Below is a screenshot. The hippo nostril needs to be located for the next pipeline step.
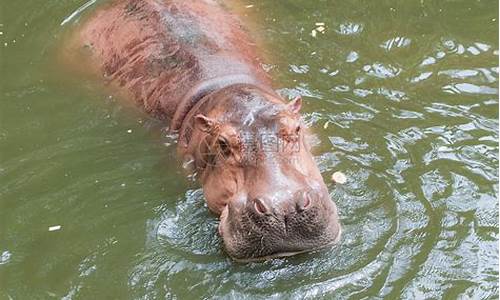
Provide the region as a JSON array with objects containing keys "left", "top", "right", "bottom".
[
  {"left": 296, "top": 191, "right": 312, "bottom": 212},
  {"left": 253, "top": 198, "right": 269, "bottom": 215}
]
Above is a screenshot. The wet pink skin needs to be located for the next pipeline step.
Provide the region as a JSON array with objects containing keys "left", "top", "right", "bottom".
[{"left": 67, "top": 0, "right": 341, "bottom": 260}]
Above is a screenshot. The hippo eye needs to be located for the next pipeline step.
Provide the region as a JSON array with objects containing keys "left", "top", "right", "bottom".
[
  {"left": 217, "top": 137, "right": 231, "bottom": 157},
  {"left": 295, "top": 125, "right": 301, "bottom": 134}
]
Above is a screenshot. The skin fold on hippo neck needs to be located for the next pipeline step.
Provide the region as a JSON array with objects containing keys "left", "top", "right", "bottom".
[{"left": 170, "top": 74, "right": 272, "bottom": 132}]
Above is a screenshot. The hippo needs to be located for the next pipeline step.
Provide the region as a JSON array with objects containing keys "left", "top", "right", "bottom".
[{"left": 65, "top": 0, "right": 341, "bottom": 261}]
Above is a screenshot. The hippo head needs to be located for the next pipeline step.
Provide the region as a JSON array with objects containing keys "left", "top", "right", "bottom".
[{"left": 183, "top": 85, "right": 341, "bottom": 261}]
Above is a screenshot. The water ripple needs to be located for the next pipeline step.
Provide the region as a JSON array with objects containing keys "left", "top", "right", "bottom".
[{"left": 1, "top": 0, "right": 498, "bottom": 298}]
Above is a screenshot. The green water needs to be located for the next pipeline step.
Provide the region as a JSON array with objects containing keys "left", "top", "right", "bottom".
[{"left": 0, "top": 0, "right": 498, "bottom": 299}]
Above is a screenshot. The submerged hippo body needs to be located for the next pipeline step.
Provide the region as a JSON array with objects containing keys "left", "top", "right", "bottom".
[{"left": 70, "top": 0, "right": 341, "bottom": 261}]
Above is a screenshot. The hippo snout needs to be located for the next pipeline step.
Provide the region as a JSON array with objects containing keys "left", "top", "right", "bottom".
[{"left": 218, "top": 188, "right": 341, "bottom": 262}]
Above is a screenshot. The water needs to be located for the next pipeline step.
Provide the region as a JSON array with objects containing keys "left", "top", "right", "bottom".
[{"left": 0, "top": 0, "right": 498, "bottom": 299}]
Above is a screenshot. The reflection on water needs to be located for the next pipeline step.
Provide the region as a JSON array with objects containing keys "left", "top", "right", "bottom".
[{"left": 0, "top": 0, "right": 498, "bottom": 299}]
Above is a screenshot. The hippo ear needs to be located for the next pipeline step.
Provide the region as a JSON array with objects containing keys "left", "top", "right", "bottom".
[
  {"left": 194, "top": 114, "right": 218, "bottom": 133},
  {"left": 287, "top": 96, "right": 302, "bottom": 114}
]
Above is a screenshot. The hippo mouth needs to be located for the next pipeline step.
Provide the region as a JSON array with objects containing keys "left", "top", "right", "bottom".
[
  {"left": 218, "top": 205, "right": 342, "bottom": 262},
  {"left": 226, "top": 230, "right": 342, "bottom": 263}
]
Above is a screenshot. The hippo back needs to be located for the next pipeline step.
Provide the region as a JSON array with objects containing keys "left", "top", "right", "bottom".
[{"left": 71, "top": 0, "right": 270, "bottom": 125}]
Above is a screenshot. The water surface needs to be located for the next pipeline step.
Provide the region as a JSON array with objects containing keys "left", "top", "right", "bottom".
[{"left": 1, "top": 0, "right": 498, "bottom": 299}]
